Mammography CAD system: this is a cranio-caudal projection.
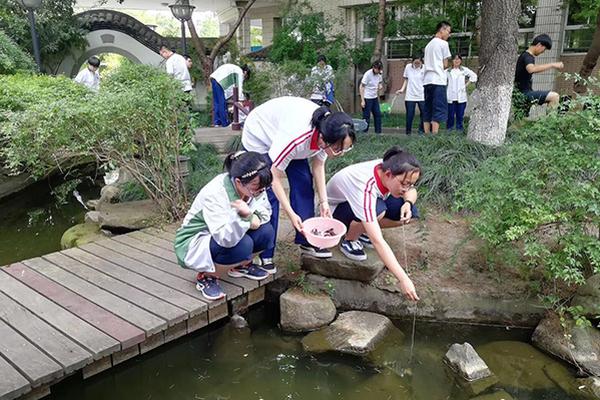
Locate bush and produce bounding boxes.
[0,29,35,74]
[458,90,600,288]
[184,143,223,197]
[1,61,192,219]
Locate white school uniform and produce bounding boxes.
[165,53,193,92]
[174,173,271,272]
[446,67,477,103]
[74,67,100,92]
[241,96,328,171]
[327,159,389,223]
[360,68,383,99]
[423,37,451,86]
[403,64,425,102]
[210,63,245,100]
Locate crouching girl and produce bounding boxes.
[326,146,421,301]
[174,151,274,300]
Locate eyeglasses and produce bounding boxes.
[325,143,353,156]
[394,175,415,189]
[244,184,270,197]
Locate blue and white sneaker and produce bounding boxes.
[228,264,269,281]
[300,244,333,258]
[340,239,367,261]
[358,233,374,249]
[196,273,225,301]
[259,258,277,274]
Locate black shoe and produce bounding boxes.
[300,244,332,258]
[339,239,367,261]
[259,258,277,274]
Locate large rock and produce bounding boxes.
[301,247,384,282]
[301,311,404,361]
[279,288,336,332]
[576,377,600,399]
[572,274,600,319]
[470,390,514,400]
[532,312,600,377]
[444,342,498,396]
[60,223,109,249]
[85,199,161,230]
[544,362,600,400]
[99,184,120,204]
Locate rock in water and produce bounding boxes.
[469,390,515,400]
[572,274,600,319]
[60,223,109,249]
[301,247,384,282]
[230,314,248,329]
[280,288,336,332]
[444,342,494,381]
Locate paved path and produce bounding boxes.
[0,226,284,400]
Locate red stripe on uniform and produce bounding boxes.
[363,178,376,222]
[273,130,314,167]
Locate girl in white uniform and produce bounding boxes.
[326,147,421,301]
[174,151,274,301]
[241,96,355,270]
[446,54,477,132]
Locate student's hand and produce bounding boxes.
[399,276,419,301]
[289,212,304,234]
[249,214,260,230]
[400,202,413,224]
[554,62,564,70]
[231,199,252,218]
[360,99,365,108]
[396,89,404,94]
[319,201,332,218]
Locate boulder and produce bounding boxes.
[99,184,120,204]
[572,274,600,319]
[444,342,498,396]
[301,247,384,282]
[85,199,161,230]
[301,311,404,362]
[469,390,514,400]
[576,377,600,399]
[532,312,600,377]
[544,362,600,400]
[60,223,109,249]
[279,288,336,332]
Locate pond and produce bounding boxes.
[47,305,578,400]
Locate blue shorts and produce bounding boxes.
[332,196,419,228]
[423,84,448,124]
[522,90,550,105]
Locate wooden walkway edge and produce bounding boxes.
[0,225,284,400]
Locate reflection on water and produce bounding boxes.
[48,305,577,400]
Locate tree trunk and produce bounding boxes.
[372,0,386,61]
[467,0,520,146]
[574,7,600,94]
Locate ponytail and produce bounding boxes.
[381,146,421,176]
[311,107,356,147]
[223,151,272,187]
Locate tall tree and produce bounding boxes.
[372,0,386,61]
[574,6,600,93]
[187,0,256,88]
[467,0,520,146]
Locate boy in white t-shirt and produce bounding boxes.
[397,55,425,135]
[422,21,452,134]
[359,60,384,134]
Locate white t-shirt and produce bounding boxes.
[310,64,334,101]
[210,63,245,101]
[360,69,382,99]
[446,67,477,103]
[423,37,451,86]
[74,68,100,92]
[403,64,425,101]
[165,53,192,92]
[241,96,328,171]
[327,159,389,223]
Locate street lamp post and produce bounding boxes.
[18,0,43,72]
[169,1,195,55]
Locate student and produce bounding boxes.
[241,96,356,271]
[514,34,563,108]
[423,21,452,134]
[326,146,421,301]
[74,56,101,92]
[174,151,274,300]
[310,54,335,107]
[397,55,425,135]
[159,45,193,93]
[446,54,477,132]
[209,63,251,127]
[360,60,384,134]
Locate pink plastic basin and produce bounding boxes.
[303,217,347,249]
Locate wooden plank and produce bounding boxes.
[248,286,266,306]
[44,252,187,326]
[81,242,215,308]
[142,226,176,242]
[0,355,31,400]
[0,269,120,358]
[0,319,63,386]
[66,247,206,317]
[139,333,164,354]
[163,320,187,343]
[208,302,228,323]
[82,356,111,379]
[0,292,92,374]
[21,258,166,336]
[111,345,139,366]
[97,237,242,299]
[187,313,208,334]
[128,230,173,251]
[21,385,49,400]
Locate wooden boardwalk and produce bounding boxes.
[0,226,282,400]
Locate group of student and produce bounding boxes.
[174,96,420,303]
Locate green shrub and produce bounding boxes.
[0,29,35,74]
[458,90,600,287]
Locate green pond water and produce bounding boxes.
[47,305,580,400]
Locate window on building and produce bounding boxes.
[250,19,263,51]
[564,0,594,53]
[517,30,535,52]
[519,4,536,29]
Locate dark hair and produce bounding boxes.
[311,107,356,146]
[88,56,100,68]
[452,54,463,62]
[241,64,251,80]
[159,45,171,52]
[532,34,552,50]
[381,146,421,177]
[317,54,327,63]
[183,54,191,61]
[436,21,452,33]
[224,151,272,187]
[372,60,383,70]
[412,53,423,61]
